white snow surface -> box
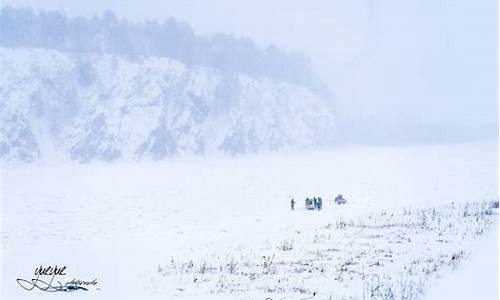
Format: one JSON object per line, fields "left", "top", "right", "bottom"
{"left": 0, "top": 142, "right": 498, "bottom": 299}
{"left": 425, "top": 224, "right": 498, "bottom": 300}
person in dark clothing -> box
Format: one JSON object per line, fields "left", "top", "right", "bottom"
{"left": 305, "top": 198, "right": 314, "bottom": 210}
{"left": 318, "top": 197, "right": 323, "bottom": 210}
{"left": 290, "top": 198, "right": 295, "bottom": 210}
{"left": 313, "top": 197, "right": 318, "bottom": 210}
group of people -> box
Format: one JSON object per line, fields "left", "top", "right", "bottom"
{"left": 289, "top": 197, "right": 322, "bottom": 210}
{"left": 290, "top": 194, "right": 346, "bottom": 210}
{"left": 335, "top": 194, "right": 347, "bottom": 205}
{"left": 306, "top": 197, "right": 323, "bottom": 210}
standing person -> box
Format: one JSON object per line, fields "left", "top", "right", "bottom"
{"left": 290, "top": 198, "right": 295, "bottom": 210}
{"left": 313, "top": 197, "right": 318, "bottom": 210}
{"left": 318, "top": 197, "right": 323, "bottom": 210}
{"left": 305, "top": 198, "right": 313, "bottom": 210}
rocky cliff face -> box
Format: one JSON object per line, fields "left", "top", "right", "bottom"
{"left": 0, "top": 47, "right": 335, "bottom": 162}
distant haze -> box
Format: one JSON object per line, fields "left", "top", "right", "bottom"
{"left": 2, "top": 0, "right": 498, "bottom": 145}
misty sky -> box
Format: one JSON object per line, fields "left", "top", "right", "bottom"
{"left": 3, "top": 0, "right": 498, "bottom": 143}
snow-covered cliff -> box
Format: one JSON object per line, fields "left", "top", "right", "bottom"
{"left": 0, "top": 47, "right": 335, "bottom": 162}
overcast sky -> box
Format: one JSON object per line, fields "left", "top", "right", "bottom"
{"left": 3, "top": 0, "right": 498, "bottom": 143}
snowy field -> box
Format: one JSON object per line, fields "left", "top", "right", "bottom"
{"left": 1, "top": 143, "right": 498, "bottom": 299}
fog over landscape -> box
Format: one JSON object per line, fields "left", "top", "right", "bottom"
{"left": 2, "top": 0, "right": 497, "bottom": 146}
{"left": 0, "top": 1, "right": 498, "bottom": 300}
{"left": 0, "top": 6, "right": 339, "bottom": 162}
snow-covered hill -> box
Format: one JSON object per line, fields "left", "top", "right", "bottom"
{"left": 0, "top": 47, "right": 335, "bottom": 162}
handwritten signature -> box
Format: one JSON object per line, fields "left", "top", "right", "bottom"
{"left": 17, "top": 265, "right": 98, "bottom": 292}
